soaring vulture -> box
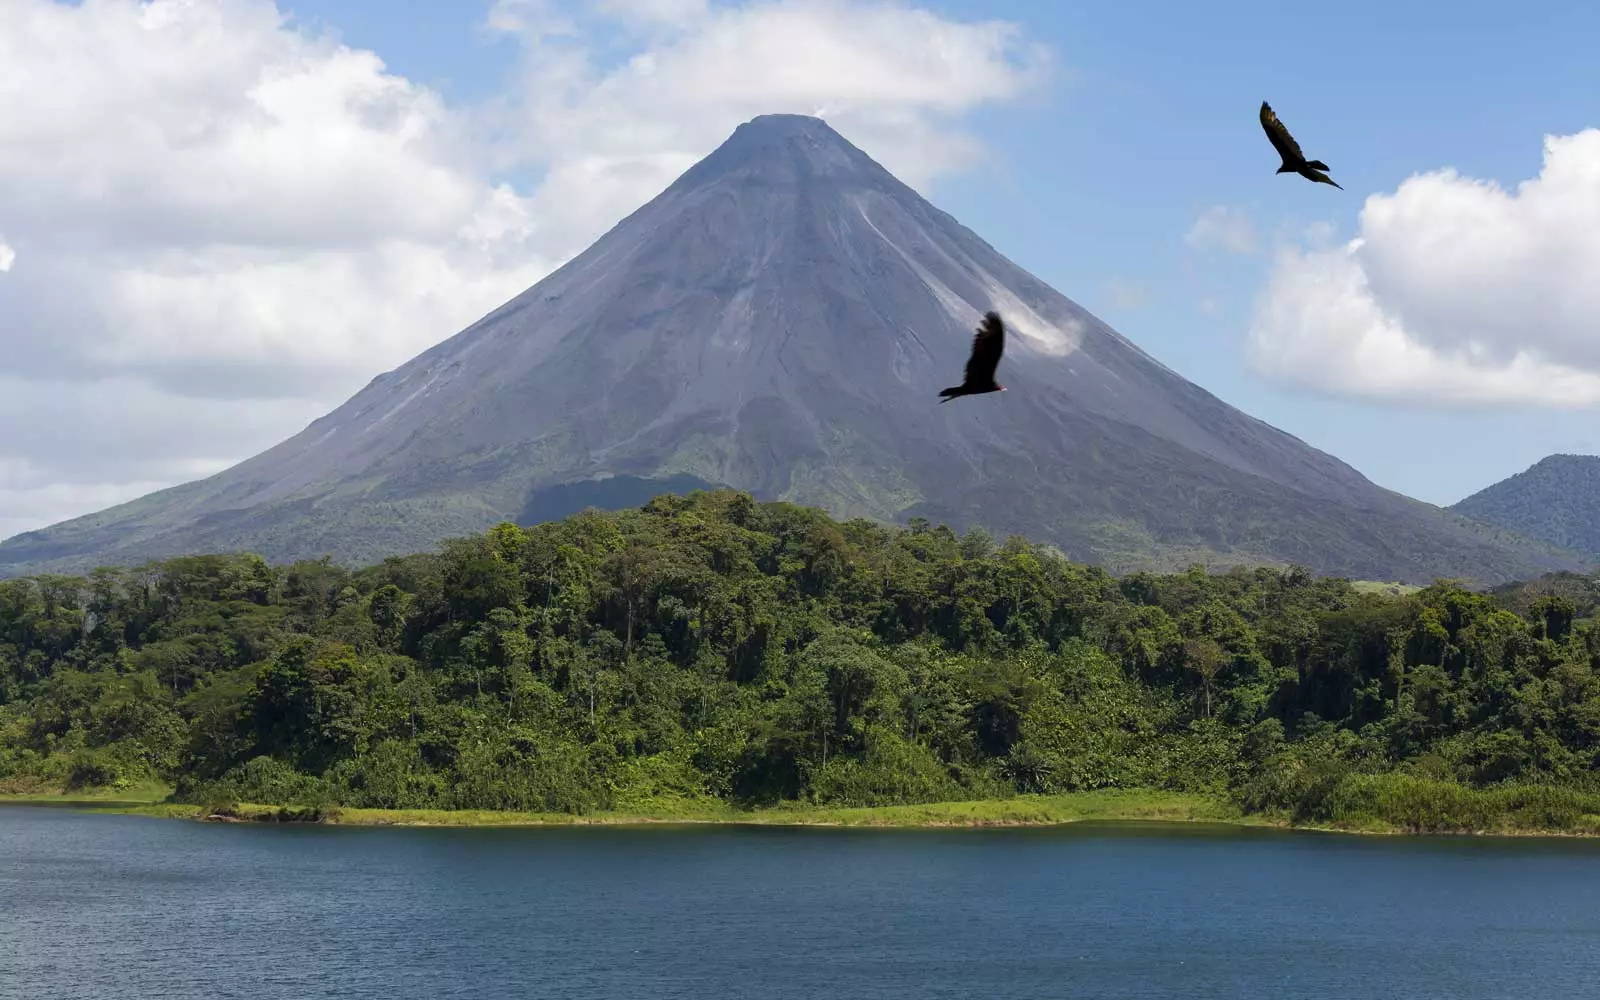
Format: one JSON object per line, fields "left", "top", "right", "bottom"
{"left": 939, "top": 311, "right": 1007, "bottom": 403}
{"left": 1259, "top": 101, "right": 1343, "bottom": 190}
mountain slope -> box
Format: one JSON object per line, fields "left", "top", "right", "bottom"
{"left": 1451, "top": 455, "right": 1600, "bottom": 558}
{"left": 0, "top": 114, "right": 1587, "bottom": 584}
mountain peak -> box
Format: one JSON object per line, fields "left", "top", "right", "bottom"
{"left": 666, "top": 112, "right": 887, "bottom": 193}
{"left": 737, "top": 112, "right": 835, "bottom": 134}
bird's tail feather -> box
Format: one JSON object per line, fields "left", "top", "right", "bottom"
{"left": 938, "top": 386, "right": 963, "bottom": 402}
{"left": 1306, "top": 159, "right": 1330, "bottom": 170}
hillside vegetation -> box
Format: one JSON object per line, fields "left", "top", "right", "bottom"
{"left": 1452, "top": 454, "right": 1600, "bottom": 558}
{"left": 4, "top": 490, "right": 1600, "bottom": 835}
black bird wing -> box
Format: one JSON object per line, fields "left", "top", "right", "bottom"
{"left": 964, "top": 311, "right": 1005, "bottom": 385}
{"left": 1259, "top": 101, "right": 1306, "bottom": 165}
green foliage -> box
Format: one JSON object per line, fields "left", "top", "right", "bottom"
{"left": 3, "top": 491, "right": 1600, "bottom": 832}
{"left": 1452, "top": 454, "right": 1600, "bottom": 558}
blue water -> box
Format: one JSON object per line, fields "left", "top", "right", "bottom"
{"left": 2, "top": 807, "right": 1597, "bottom": 998}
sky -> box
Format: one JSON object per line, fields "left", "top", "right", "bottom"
{"left": 2, "top": 0, "right": 1599, "bottom": 541}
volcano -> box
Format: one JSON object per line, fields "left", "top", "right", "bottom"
{"left": 0, "top": 114, "right": 1584, "bottom": 584}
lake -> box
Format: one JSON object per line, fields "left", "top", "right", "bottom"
{"left": 2, "top": 807, "right": 1596, "bottom": 998}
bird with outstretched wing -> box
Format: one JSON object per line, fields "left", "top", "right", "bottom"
{"left": 939, "top": 311, "right": 1007, "bottom": 403}
{"left": 1260, "top": 101, "right": 1342, "bottom": 190}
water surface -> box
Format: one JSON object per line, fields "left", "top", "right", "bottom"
{"left": 2, "top": 808, "right": 1596, "bottom": 998}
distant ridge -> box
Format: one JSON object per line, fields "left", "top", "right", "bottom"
{"left": 1451, "top": 455, "right": 1600, "bottom": 559}
{"left": 0, "top": 113, "right": 1589, "bottom": 585}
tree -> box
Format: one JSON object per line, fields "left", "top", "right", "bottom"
{"left": 1182, "top": 636, "right": 1226, "bottom": 719}
{"left": 5, "top": 490, "right": 1600, "bottom": 831}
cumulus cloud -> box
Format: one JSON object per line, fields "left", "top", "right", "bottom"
{"left": 488, "top": 0, "right": 1051, "bottom": 257}
{"left": 1247, "top": 129, "right": 1600, "bottom": 408}
{"left": 1185, "top": 205, "right": 1258, "bottom": 255}
{"left": 0, "top": 0, "right": 556, "bottom": 543}
{"left": 0, "top": 0, "right": 1050, "bottom": 539}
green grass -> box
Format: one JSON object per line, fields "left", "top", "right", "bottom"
{"left": 13, "top": 789, "right": 1262, "bottom": 830}
{"left": 740, "top": 789, "right": 1254, "bottom": 828}
{"left": 313, "top": 790, "right": 1253, "bottom": 830}
{"left": 1282, "top": 773, "right": 1600, "bottom": 837}
{"left": 0, "top": 786, "right": 1251, "bottom": 828}
{"left": 0, "top": 781, "right": 172, "bottom": 809}
{"left": 6, "top": 783, "right": 1598, "bottom": 838}
{"left": 1351, "top": 580, "right": 1424, "bottom": 596}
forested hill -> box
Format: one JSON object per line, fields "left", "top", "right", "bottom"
{"left": 1451, "top": 454, "right": 1600, "bottom": 558}
{"left": 4, "top": 490, "right": 1600, "bottom": 830}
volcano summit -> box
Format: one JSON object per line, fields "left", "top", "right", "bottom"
{"left": 0, "top": 114, "right": 1583, "bottom": 584}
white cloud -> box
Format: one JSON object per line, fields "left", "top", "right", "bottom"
{"left": 0, "top": 373, "right": 324, "bottom": 541}
{"left": 1103, "top": 278, "right": 1150, "bottom": 311}
{"left": 593, "top": 0, "right": 711, "bottom": 25}
{"left": 484, "top": 0, "right": 581, "bottom": 37}
{"left": 1185, "top": 205, "right": 1258, "bottom": 255}
{"left": 488, "top": 0, "right": 1051, "bottom": 257}
{"left": 0, "top": 0, "right": 1050, "bottom": 540}
{"left": 0, "top": 474, "right": 176, "bottom": 545}
{"left": 1247, "top": 129, "right": 1600, "bottom": 408}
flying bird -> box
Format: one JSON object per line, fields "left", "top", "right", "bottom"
{"left": 939, "top": 311, "right": 1007, "bottom": 403}
{"left": 1259, "top": 101, "right": 1343, "bottom": 190}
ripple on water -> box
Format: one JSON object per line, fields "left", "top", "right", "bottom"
{"left": 2, "top": 808, "right": 1598, "bottom": 999}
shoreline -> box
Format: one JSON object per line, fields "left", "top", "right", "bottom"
{"left": 5, "top": 787, "right": 1599, "bottom": 840}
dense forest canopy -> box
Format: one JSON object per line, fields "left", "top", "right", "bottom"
{"left": 1451, "top": 453, "right": 1600, "bottom": 558}
{"left": 3, "top": 490, "right": 1600, "bottom": 829}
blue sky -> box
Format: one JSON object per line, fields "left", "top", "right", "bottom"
{"left": 282, "top": 0, "right": 1600, "bottom": 505}
{"left": 935, "top": 0, "right": 1600, "bottom": 505}
{"left": 2, "top": 0, "right": 1598, "bottom": 539}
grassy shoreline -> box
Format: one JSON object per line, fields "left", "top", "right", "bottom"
{"left": 5, "top": 786, "right": 1599, "bottom": 839}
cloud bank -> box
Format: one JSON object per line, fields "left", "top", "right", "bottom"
{"left": 1247, "top": 129, "right": 1600, "bottom": 408}
{"left": 0, "top": 0, "right": 1049, "bottom": 540}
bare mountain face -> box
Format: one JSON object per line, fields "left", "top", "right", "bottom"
{"left": 0, "top": 114, "right": 1586, "bottom": 584}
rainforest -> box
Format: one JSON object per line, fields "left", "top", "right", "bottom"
{"left": 4, "top": 490, "right": 1599, "bottom": 835}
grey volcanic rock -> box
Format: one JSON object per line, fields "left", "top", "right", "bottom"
{"left": 0, "top": 114, "right": 1588, "bottom": 584}
{"left": 1451, "top": 454, "right": 1600, "bottom": 558}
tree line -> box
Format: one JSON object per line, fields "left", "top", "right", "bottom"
{"left": 3, "top": 489, "right": 1599, "bottom": 830}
